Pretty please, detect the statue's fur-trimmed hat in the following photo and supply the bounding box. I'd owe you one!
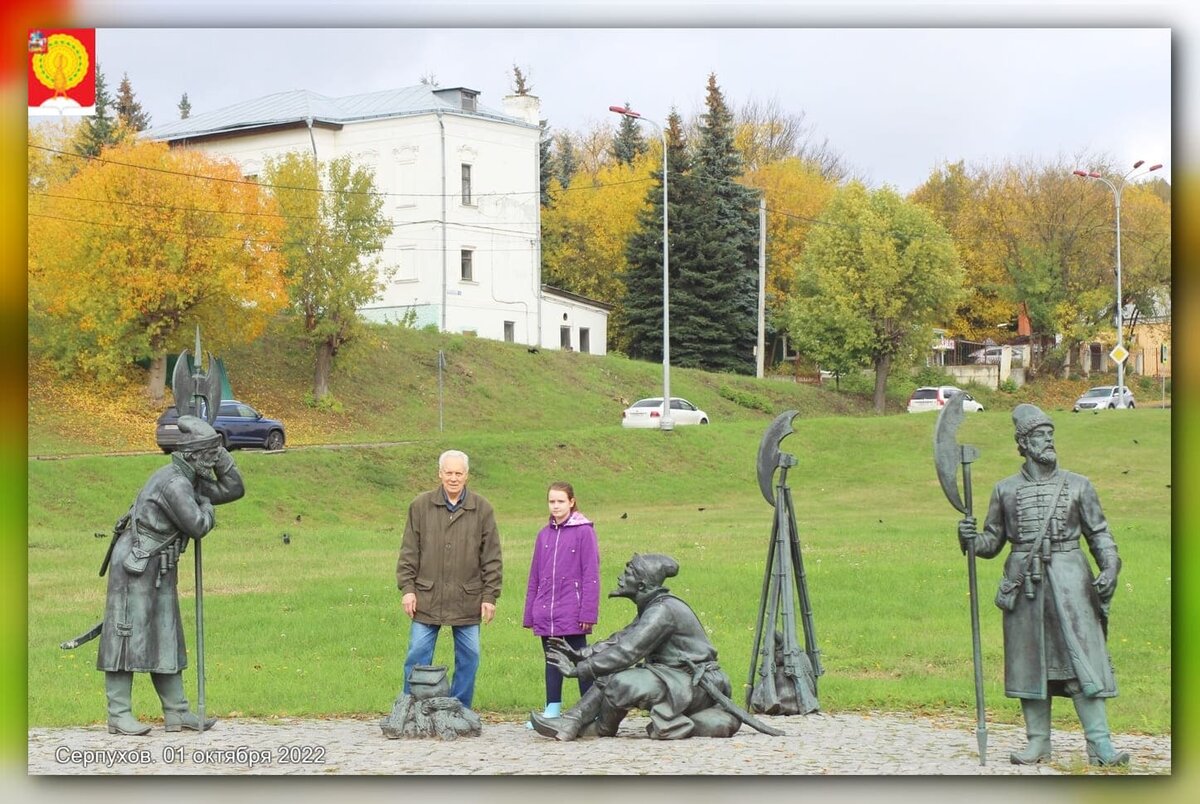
[629,553,679,587]
[1012,404,1054,438]
[176,415,222,450]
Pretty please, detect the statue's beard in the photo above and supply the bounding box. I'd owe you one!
[1029,445,1057,467]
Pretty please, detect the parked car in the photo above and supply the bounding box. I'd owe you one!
[1072,386,1136,412]
[156,400,286,452]
[906,386,984,414]
[621,397,709,429]
[970,345,1026,365]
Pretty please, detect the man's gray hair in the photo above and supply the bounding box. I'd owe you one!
[439,449,470,471]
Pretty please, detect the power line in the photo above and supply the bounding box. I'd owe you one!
[28,211,540,253]
[29,143,651,200]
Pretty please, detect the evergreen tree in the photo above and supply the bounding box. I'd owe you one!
[554,132,577,190]
[610,101,648,166]
[178,92,191,119]
[74,66,118,157]
[539,118,554,207]
[511,64,532,95]
[622,111,693,360]
[115,72,151,131]
[674,73,759,374]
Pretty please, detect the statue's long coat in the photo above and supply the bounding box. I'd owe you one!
[975,467,1119,700]
[97,451,243,673]
[575,590,735,736]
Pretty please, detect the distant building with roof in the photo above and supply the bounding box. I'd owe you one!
[144,84,609,354]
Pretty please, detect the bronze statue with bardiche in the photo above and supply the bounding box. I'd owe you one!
[957,404,1129,766]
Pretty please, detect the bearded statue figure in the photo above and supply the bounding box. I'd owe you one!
[96,416,244,735]
[958,404,1128,766]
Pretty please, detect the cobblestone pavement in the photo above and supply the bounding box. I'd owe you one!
[28,710,1170,776]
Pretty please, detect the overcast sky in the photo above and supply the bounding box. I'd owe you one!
[28,1,1183,196]
[88,25,1171,193]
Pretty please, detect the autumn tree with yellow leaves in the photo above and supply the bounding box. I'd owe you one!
[540,149,655,337]
[911,156,1170,370]
[28,140,288,401]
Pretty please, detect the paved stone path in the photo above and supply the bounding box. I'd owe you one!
[28,711,1169,775]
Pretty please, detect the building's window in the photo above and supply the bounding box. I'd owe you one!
[560,326,572,350]
[392,246,417,282]
[460,249,474,281]
[503,321,515,343]
[462,91,478,112]
[579,328,590,355]
[461,164,472,206]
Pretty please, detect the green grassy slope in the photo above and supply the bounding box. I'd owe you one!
[28,407,1171,733]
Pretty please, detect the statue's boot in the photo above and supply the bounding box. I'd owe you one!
[1072,695,1130,766]
[529,710,599,741]
[1010,697,1052,764]
[152,672,217,732]
[526,701,561,729]
[105,671,151,735]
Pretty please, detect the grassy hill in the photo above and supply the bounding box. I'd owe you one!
[26,323,1171,734]
[28,320,1152,456]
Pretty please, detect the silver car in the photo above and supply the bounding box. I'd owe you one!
[621,397,710,429]
[906,386,984,414]
[1072,386,1136,411]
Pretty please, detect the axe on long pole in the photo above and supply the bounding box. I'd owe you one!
[934,392,987,765]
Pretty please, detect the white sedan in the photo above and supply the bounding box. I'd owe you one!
[621,397,710,429]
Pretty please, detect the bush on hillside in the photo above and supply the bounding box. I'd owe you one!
[718,385,773,413]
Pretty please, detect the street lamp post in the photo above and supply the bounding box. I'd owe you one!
[610,104,672,430]
[1073,159,1162,407]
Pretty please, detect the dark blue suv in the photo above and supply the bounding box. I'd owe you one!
[156,400,286,453]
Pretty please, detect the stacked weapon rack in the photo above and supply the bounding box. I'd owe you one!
[746,411,821,715]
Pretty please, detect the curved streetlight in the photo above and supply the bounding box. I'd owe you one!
[1072,159,1162,407]
[610,104,673,430]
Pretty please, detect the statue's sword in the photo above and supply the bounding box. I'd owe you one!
[934,392,987,766]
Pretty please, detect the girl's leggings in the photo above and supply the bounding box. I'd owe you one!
[540,634,593,703]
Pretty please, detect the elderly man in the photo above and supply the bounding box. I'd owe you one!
[530,553,758,741]
[959,404,1128,766]
[97,415,244,735]
[396,450,502,710]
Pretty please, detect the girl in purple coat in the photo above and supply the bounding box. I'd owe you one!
[523,481,600,726]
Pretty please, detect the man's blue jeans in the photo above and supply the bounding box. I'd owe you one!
[403,621,481,709]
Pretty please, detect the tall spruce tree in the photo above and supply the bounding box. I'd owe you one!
[554,132,577,190]
[115,72,151,131]
[75,66,118,157]
[622,110,693,360]
[610,101,648,166]
[539,118,554,207]
[178,92,192,119]
[674,73,759,373]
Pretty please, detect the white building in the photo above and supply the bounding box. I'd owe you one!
[145,84,609,353]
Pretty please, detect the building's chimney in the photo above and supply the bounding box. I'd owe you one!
[502,93,541,126]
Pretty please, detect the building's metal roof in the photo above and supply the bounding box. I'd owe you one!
[145,85,529,142]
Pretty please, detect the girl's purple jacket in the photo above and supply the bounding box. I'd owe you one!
[522,511,600,637]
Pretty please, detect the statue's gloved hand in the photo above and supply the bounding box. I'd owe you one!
[545,636,586,663]
[957,517,978,554]
[196,497,215,533]
[213,447,236,474]
[1093,554,1121,601]
[545,647,579,678]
